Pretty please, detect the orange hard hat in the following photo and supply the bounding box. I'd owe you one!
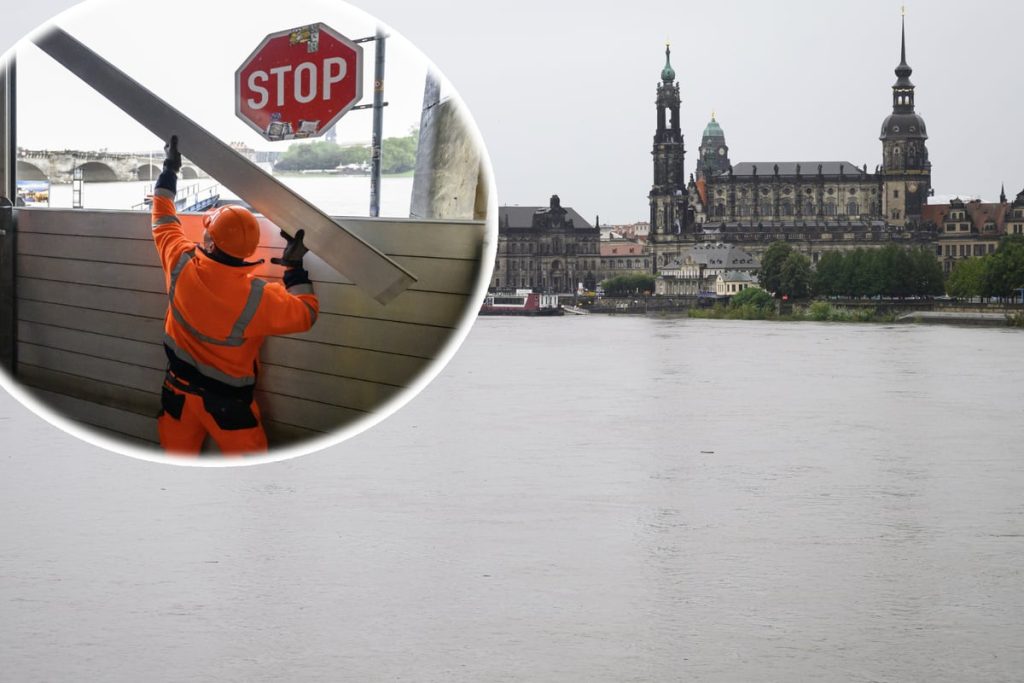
[203,205,260,259]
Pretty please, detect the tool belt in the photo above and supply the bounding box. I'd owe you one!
[161,344,259,430]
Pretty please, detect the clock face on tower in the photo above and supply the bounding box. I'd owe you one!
[718,147,725,156]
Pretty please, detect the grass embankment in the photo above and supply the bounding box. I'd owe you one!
[688,301,897,323]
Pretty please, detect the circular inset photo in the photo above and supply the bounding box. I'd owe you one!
[0,0,496,464]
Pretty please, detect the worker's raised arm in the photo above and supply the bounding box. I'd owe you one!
[250,229,319,336]
[151,135,193,276]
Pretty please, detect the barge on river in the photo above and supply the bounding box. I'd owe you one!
[480,290,563,316]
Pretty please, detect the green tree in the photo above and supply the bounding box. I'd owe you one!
[983,236,1024,298]
[729,286,773,311]
[758,241,792,296]
[889,246,917,298]
[814,251,844,296]
[275,140,345,171]
[381,129,419,174]
[840,248,874,298]
[337,144,371,166]
[778,252,813,299]
[601,272,655,296]
[273,130,418,174]
[946,257,987,298]
[910,247,944,296]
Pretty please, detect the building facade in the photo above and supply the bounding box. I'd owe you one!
[922,190,1022,273]
[599,239,650,283]
[648,18,937,272]
[654,243,759,296]
[493,195,601,292]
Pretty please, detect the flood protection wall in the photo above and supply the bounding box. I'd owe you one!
[12,207,485,451]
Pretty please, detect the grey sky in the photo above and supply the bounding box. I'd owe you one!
[4,0,1023,223]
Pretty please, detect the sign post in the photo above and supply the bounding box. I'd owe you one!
[236,23,363,142]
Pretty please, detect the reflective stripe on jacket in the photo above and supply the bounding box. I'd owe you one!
[151,189,319,388]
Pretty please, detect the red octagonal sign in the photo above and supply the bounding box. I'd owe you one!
[235,23,363,141]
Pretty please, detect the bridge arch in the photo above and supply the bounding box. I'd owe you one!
[17,160,47,180]
[134,164,161,180]
[75,161,118,181]
[181,165,199,179]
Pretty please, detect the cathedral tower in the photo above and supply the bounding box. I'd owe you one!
[879,13,931,227]
[648,43,692,268]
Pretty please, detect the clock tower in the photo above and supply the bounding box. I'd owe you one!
[879,13,931,228]
[697,113,730,179]
[648,43,693,269]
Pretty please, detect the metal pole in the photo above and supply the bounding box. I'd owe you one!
[1,56,15,201]
[0,55,16,372]
[369,28,386,217]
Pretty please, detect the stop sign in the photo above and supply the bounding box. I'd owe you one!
[235,23,363,141]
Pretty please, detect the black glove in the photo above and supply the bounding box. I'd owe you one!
[271,229,309,268]
[163,135,182,174]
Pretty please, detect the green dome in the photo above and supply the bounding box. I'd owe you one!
[661,45,675,81]
[702,117,724,139]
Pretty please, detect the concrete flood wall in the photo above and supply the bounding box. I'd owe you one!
[11,207,485,450]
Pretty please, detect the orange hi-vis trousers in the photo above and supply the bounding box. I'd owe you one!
[157,375,268,456]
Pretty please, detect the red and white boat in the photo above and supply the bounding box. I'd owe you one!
[480,289,563,316]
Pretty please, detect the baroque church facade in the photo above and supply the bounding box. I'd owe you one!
[649,19,937,271]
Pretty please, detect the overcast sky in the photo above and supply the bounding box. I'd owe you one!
[3,0,1022,223]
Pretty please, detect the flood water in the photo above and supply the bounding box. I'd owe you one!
[1,317,1022,681]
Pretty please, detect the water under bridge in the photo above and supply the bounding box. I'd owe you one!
[17,149,209,183]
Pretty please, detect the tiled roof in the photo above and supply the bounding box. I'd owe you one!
[718,271,758,282]
[600,240,646,257]
[922,200,1008,232]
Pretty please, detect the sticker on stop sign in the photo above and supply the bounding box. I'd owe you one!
[235,23,363,141]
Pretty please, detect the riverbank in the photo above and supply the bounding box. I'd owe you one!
[693,301,1023,326]
[575,295,1024,327]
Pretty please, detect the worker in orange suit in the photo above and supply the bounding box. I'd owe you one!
[152,135,319,455]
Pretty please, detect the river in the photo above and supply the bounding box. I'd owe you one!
[1,316,1022,681]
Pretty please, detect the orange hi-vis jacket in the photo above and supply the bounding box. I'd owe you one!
[151,189,319,390]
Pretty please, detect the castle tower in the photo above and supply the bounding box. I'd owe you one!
[879,12,931,227]
[697,112,730,179]
[648,43,692,269]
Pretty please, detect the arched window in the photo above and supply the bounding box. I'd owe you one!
[847,200,859,216]
[824,202,836,216]
[781,200,793,216]
[804,200,815,215]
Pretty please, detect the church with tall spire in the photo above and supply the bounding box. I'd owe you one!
[647,42,694,269]
[878,13,931,226]
[645,14,949,270]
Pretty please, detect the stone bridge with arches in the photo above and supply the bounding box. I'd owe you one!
[16,149,207,184]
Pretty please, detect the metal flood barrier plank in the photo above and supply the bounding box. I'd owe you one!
[12,208,485,450]
[31,27,416,305]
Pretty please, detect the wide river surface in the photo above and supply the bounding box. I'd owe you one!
[1,317,1022,681]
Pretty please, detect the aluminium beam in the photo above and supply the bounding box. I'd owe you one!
[31,26,416,305]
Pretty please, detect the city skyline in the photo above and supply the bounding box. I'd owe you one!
[3,1,1023,224]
